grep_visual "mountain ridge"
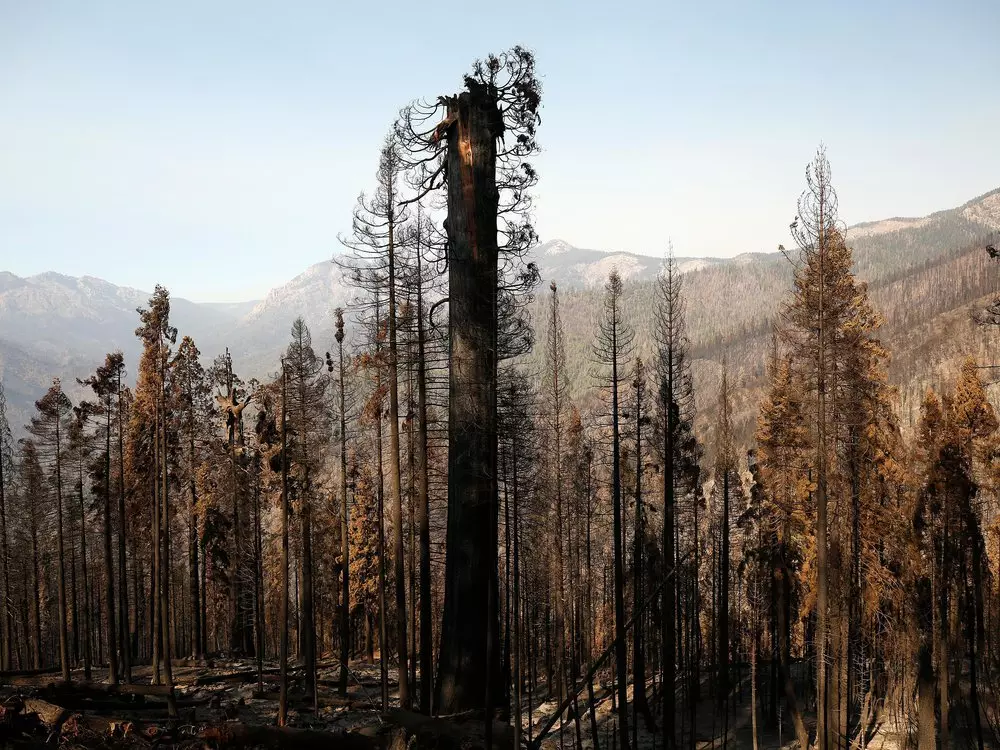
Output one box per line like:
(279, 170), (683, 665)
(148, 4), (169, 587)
(2, 186), (999, 437)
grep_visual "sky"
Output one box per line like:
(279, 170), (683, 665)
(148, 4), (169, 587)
(2, 1), (999, 302)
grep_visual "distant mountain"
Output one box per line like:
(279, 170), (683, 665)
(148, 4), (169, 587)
(530, 239), (718, 288)
(2, 187), (999, 442)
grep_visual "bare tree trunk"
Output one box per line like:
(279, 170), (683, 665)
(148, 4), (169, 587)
(30, 501), (42, 669)
(102, 409), (119, 681)
(914, 545), (936, 750)
(632, 362), (653, 730)
(158, 384), (178, 719)
(386, 213), (410, 711)
(434, 82), (502, 715)
(337, 324), (351, 698)
(719, 469), (730, 709)
(611, 326), (630, 750)
(55, 414), (71, 681)
(116, 369), (132, 682)
(188, 400), (202, 660)
(662, 371), (676, 750)
(152, 412), (162, 685)
(77, 466), (93, 680)
(778, 540), (808, 750)
(279, 362), (290, 727)
(512, 436), (523, 750)
(416, 236), (433, 715)
(375, 350), (390, 711)
(936, 524), (949, 750)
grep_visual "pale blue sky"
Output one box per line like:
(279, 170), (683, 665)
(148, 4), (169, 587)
(2, 0), (998, 301)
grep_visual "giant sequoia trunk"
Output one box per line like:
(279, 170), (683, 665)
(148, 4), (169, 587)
(434, 82), (503, 715)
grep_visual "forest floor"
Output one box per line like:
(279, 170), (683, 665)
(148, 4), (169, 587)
(0, 658), (919, 749)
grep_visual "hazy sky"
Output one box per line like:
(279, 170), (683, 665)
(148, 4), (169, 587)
(2, 1), (998, 302)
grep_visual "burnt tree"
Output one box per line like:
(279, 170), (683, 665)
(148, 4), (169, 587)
(398, 47), (540, 715)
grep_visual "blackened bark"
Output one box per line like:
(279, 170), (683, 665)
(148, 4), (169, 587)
(434, 82), (503, 715)
(338, 328), (351, 698)
(416, 241), (433, 714)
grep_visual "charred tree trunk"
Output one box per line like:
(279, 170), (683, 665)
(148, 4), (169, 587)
(719, 469), (730, 709)
(663, 384), (676, 750)
(188, 401), (202, 660)
(632, 362), (653, 731)
(77, 466), (93, 680)
(611, 322), (630, 750)
(279, 362), (290, 727)
(416, 234), (433, 715)
(375, 344), (390, 711)
(116, 369), (132, 683)
(434, 82), (503, 715)
(102, 409), (119, 681)
(337, 320), (351, 698)
(55, 415), (71, 682)
(386, 197), (410, 712)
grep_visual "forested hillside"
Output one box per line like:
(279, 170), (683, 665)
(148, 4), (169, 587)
(532, 192), (1000, 459)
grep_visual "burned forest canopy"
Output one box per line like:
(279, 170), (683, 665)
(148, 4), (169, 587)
(4, 45), (1000, 750)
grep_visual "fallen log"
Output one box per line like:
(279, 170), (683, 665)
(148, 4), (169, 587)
(199, 722), (402, 750)
(194, 667), (280, 686)
(42, 679), (174, 697)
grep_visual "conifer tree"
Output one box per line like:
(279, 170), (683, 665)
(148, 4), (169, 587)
(170, 337), (212, 658)
(654, 252), (701, 748)
(594, 269), (635, 750)
(134, 285), (178, 715)
(544, 280), (571, 732)
(283, 317), (327, 706)
(68, 402), (96, 680)
(19, 439), (45, 670)
(27, 379), (73, 681)
(81, 353), (125, 680)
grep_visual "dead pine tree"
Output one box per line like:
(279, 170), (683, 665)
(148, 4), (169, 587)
(278, 357), (291, 727)
(283, 318), (327, 710)
(327, 309), (352, 697)
(630, 357), (655, 733)
(339, 135), (413, 708)
(544, 279), (571, 740)
(593, 269), (635, 750)
(654, 252), (700, 750)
